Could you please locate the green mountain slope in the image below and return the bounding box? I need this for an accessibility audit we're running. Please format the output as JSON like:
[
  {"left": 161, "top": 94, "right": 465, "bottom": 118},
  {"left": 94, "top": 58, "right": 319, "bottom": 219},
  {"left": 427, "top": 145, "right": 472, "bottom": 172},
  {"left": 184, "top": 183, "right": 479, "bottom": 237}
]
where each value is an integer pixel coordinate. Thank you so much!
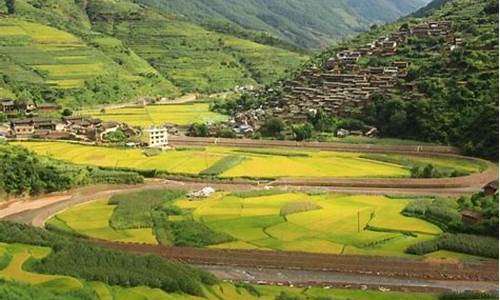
[
  {"left": 233, "top": 0, "right": 498, "bottom": 159},
  {"left": 136, "top": 0, "right": 428, "bottom": 49},
  {"left": 0, "top": 0, "right": 306, "bottom": 107}
]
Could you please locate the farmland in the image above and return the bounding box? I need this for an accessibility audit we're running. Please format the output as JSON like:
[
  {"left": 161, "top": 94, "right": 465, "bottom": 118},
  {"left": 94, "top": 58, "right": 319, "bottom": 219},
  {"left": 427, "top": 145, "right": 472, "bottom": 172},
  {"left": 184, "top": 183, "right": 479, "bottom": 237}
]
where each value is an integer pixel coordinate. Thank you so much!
[
  {"left": 179, "top": 192, "right": 442, "bottom": 256},
  {"left": 46, "top": 199, "right": 158, "bottom": 244},
  {"left": 48, "top": 190, "right": 450, "bottom": 257},
  {"left": 82, "top": 103, "right": 228, "bottom": 127},
  {"left": 15, "top": 141, "right": 486, "bottom": 179},
  {"left": 0, "top": 241, "right": 443, "bottom": 300}
]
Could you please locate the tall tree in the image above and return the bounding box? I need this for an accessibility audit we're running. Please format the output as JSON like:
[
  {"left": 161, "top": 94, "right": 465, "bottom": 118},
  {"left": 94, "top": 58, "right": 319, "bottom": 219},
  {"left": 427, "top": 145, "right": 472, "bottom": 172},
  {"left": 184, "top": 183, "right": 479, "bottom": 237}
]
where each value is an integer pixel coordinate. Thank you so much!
[{"left": 5, "top": 0, "right": 15, "bottom": 14}]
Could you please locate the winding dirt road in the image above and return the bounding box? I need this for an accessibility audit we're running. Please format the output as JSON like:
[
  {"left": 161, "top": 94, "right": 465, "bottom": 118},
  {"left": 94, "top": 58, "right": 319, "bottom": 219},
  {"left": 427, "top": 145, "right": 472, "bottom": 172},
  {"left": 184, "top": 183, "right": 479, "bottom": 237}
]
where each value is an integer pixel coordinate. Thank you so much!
[{"left": 1, "top": 139, "right": 498, "bottom": 293}]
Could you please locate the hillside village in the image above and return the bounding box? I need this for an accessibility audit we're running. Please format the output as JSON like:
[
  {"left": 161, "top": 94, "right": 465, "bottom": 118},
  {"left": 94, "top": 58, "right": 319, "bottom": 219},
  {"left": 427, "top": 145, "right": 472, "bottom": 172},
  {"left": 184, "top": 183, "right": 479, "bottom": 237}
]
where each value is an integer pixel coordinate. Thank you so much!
[
  {"left": 0, "top": 99, "right": 144, "bottom": 144},
  {"left": 232, "top": 20, "right": 461, "bottom": 131}
]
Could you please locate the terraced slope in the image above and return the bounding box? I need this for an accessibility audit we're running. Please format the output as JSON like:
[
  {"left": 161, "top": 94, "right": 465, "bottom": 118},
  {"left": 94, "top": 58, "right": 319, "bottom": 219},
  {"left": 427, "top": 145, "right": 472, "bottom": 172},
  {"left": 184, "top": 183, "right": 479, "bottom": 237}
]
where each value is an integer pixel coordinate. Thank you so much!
[
  {"left": 0, "top": 0, "right": 306, "bottom": 106},
  {"left": 136, "top": 0, "right": 428, "bottom": 49}
]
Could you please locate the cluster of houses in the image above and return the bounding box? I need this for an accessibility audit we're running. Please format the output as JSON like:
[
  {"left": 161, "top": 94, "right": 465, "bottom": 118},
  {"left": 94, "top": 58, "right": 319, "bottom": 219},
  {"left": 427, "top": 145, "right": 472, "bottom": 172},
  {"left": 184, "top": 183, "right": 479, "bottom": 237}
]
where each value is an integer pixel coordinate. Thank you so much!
[
  {"left": 231, "top": 20, "right": 459, "bottom": 130},
  {"left": 1, "top": 115, "right": 138, "bottom": 142}
]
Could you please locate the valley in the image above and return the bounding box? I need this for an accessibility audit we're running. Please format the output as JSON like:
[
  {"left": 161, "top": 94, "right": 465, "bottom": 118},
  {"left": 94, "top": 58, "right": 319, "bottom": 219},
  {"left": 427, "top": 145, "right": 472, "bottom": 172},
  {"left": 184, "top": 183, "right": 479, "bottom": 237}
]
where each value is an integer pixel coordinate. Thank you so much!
[{"left": 0, "top": 0, "right": 498, "bottom": 299}]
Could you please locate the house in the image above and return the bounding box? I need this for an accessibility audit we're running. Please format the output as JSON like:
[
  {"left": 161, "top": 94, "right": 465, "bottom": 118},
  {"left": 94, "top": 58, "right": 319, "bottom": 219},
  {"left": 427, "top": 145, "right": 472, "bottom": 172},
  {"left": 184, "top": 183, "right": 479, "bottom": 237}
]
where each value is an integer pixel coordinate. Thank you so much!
[
  {"left": 11, "top": 119, "right": 35, "bottom": 136},
  {"left": 188, "top": 187, "right": 215, "bottom": 198},
  {"left": 0, "top": 99, "right": 15, "bottom": 113},
  {"left": 36, "top": 103, "right": 59, "bottom": 112},
  {"left": 461, "top": 210, "right": 484, "bottom": 224},
  {"left": 144, "top": 127, "right": 168, "bottom": 149},
  {"left": 0, "top": 123, "right": 11, "bottom": 137},
  {"left": 482, "top": 180, "right": 499, "bottom": 196}
]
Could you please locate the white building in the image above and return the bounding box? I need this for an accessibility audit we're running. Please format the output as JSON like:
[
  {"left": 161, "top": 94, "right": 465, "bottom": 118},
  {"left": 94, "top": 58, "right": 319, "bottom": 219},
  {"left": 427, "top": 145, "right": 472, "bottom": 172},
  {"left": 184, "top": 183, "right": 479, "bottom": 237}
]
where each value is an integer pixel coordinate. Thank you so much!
[{"left": 145, "top": 127, "right": 168, "bottom": 149}]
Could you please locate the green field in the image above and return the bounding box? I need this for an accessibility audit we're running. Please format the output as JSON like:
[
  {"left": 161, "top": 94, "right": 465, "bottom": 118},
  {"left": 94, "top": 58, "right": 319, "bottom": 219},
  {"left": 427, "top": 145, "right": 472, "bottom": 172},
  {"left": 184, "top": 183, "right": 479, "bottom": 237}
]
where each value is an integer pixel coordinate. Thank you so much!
[
  {"left": 0, "top": 242, "right": 441, "bottom": 300},
  {"left": 16, "top": 141, "right": 486, "bottom": 179},
  {"left": 177, "top": 192, "right": 442, "bottom": 256},
  {"left": 47, "top": 199, "right": 158, "bottom": 244},
  {"left": 49, "top": 191, "right": 447, "bottom": 257},
  {"left": 82, "top": 103, "right": 228, "bottom": 127}
]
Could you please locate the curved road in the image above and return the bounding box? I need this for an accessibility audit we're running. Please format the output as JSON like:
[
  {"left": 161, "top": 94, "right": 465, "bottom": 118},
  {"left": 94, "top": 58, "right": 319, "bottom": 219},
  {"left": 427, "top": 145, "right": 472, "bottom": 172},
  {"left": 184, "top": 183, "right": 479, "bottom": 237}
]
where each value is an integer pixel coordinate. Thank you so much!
[{"left": 1, "top": 140, "right": 498, "bottom": 293}]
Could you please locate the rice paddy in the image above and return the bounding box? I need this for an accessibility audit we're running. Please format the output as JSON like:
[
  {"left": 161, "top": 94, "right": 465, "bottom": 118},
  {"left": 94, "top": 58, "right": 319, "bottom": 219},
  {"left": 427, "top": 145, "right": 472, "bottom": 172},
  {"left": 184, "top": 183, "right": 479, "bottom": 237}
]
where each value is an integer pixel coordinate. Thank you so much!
[
  {"left": 49, "top": 191, "right": 444, "bottom": 257},
  {"left": 47, "top": 199, "right": 158, "bottom": 244},
  {"left": 0, "top": 243, "right": 441, "bottom": 299},
  {"left": 0, "top": 243, "right": 82, "bottom": 291},
  {"left": 177, "top": 192, "right": 442, "bottom": 256},
  {"left": 81, "top": 103, "right": 228, "bottom": 127},
  {"left": 16, "top": 141, "right": 486, "bottom": 179}
]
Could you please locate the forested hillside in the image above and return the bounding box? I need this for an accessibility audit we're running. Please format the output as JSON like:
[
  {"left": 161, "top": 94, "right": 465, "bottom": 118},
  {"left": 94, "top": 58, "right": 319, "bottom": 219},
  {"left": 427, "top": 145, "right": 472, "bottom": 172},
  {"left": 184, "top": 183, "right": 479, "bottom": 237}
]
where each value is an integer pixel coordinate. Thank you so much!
[
  {"left": 229, "top": 0, "right": 498, "bottom": 160},
  {"left": 137, "top": 0, "right": 428, "bottom": 49},
  {"left": 0, "top": 0, "right": 306, "bottom": 108}
]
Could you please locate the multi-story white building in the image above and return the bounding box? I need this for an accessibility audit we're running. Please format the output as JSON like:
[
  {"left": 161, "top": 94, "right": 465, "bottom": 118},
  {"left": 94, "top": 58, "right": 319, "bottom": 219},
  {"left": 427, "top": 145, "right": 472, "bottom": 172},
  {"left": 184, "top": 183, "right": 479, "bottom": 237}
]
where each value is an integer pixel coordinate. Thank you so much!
[{"left": 144, "top": 127, "right": 168, "bottom": 149}]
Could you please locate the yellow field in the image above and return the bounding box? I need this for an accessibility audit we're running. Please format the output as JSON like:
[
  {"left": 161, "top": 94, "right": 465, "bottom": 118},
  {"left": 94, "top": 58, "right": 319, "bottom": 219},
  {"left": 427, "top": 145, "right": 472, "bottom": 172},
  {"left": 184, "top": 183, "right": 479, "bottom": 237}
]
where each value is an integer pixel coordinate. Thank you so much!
[
  {"left": 16, "top": 141, "right": 419, "bottom": 178},
  {"left": 82, "top": 103, "right": 228, "bottom": 127},
  {"left": 176, "top": 192, "right": 442, "bottom": 256},
  {"left": 49, "top": 199, "right": 157, "bottom": 244},
  {"left": 0, "top": 243, "right": 82, "bottom": 291}
]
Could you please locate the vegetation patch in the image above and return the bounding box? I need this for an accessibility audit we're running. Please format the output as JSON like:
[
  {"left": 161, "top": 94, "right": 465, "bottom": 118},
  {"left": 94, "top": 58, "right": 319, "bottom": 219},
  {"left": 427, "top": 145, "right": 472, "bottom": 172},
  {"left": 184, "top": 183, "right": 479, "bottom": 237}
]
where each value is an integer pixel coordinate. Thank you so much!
[
  {"left": 109, "top": 189, "right": 185, "bottom": 229},
  {"left": 406, "top": 233, "right": 499, "bottom": 258},
  {"left": 229, "top": 189, "right": 288, "bottom": 198},
  {"left": 280, "top": 201, "right": 322, "bottom": 217},
  {"left": 200, "top": 155, "right": 245, "bottom": 176},
  {"left": 0, "top": 221, "right": 217, "bottom": 296},
  {"left": 233, "top": 149, "right": 310, "bottom": 157}
]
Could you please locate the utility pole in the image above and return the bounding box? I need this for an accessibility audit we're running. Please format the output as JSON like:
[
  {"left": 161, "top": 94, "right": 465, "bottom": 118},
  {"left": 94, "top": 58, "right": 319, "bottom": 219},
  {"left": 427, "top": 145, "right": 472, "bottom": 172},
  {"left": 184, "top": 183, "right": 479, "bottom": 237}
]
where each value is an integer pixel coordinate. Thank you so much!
[{"left": 357, "top": 209, "right": 361, "bottom": 233}]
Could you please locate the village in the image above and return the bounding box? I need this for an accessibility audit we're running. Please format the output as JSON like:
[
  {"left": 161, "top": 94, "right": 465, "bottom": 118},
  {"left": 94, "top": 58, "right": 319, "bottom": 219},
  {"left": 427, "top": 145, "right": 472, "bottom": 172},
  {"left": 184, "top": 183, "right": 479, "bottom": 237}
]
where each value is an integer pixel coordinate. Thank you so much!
[
  {"left": 0, "top": 99, "right": 172, "bottom": 149},
  {"left": 232, "top": 20, "right": 459, "bottom": 134}
]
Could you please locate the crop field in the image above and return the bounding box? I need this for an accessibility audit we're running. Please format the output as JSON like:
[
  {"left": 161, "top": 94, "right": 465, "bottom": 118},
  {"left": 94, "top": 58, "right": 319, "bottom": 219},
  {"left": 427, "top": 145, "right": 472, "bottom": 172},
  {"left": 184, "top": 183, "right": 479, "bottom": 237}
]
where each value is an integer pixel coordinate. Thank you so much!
[
  {"left": 49, "top": 190, "right": 446, "bottom": 257},
  {"left": 0, "top": 243, "right": 82, "bottom": 291},
  {"left": 47, "top": 199, "right": 158, "bottom": 244},
  {"left": 0, "top": 19, "right": 113, "bottom": 89},
  {"left": 177, "top": 192, "right": 442, "bottom": 256},
  {"left": 82, "top": 103, "right": 228, "bottom": 127},
  {"left": 0, "top": 242, "right": 440, "bottom": 299},
  {"left": 17, "top": 141, "right": 486, "bottom": 179}
]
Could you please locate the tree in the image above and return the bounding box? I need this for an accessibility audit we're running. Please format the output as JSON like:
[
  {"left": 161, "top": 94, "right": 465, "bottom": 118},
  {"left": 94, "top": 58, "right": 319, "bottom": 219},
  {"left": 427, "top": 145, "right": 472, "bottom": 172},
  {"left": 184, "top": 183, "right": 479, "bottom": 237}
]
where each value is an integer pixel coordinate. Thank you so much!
[
  {"left": 189, "top": 123, "right": 209, "bottom": 137},
  {"left": 5, "top": 0, "right": 15, "bottom": 14},
  {"left": 61, "top": 108, "right": 73, "bottom": 117},
  {"left": 259, "top": 117, "right": 284, "bottom": 137},
  {"left": 292, "top": 123, "right": 313, "bottom": 141}
]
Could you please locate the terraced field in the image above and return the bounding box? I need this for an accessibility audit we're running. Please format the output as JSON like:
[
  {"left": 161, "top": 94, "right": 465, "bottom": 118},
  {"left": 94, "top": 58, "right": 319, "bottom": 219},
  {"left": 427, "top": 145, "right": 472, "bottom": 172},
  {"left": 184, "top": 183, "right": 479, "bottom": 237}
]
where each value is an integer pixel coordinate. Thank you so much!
[
  {"left": 48, "top": 190, "right": 448, "bottom": 257},
  {"left": 178, "top": 192, "right": 442, "bottom": 256},
  {"left": 82, "top": 103, "right": 228, "bottom": 127},
  {"left": 0, "top": 242, "right": 439, "bottom": 299},
  {"left": 0, "top": 18, "right": 112, "bottom": 89},
  {"left": 46, "top": 199, "right": 157, "bottom": 244},
  {"left": 16, "top": 141, "right": 485, "bottom": 179}
]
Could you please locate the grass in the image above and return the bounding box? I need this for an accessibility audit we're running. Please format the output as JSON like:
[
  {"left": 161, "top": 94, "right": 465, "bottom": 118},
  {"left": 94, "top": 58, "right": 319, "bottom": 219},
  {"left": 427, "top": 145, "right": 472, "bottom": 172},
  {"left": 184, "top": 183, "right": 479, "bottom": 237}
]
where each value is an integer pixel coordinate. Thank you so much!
[
  {"left": 81, "top": 103, "right": 228, "bottom": 127},
  {"left": 48, "top": 199, "right": 158, "bottom": 244},
  {"left": 200, "top": 155, "right": 245, "bottom": 176},
  {"left": 174, "top": 192, "right": 444, "bottom": 256}
]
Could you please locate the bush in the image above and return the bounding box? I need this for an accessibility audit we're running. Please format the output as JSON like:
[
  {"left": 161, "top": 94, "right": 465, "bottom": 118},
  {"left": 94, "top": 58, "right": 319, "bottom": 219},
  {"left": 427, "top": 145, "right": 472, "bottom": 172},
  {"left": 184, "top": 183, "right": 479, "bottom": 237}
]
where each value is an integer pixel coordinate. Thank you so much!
[
  {"left": 439, "top": 291, "right": 498, "bottom": 300},
  {"left": 259, "top": 117, "right": 285, "bottom": 137},
  {"left": 406, "top": 233, "right": 499, "bottom": 258},
  {"left": 292, "top": 123, "right": 313, "bottom": 141}
]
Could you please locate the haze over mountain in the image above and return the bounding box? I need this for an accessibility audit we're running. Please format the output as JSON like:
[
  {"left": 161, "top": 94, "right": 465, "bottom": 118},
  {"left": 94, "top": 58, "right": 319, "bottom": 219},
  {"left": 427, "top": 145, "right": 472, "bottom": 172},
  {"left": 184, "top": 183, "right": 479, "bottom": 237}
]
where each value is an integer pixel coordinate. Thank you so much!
[{"left": 136, "top": 0, "right": 429, "bottom": 49}]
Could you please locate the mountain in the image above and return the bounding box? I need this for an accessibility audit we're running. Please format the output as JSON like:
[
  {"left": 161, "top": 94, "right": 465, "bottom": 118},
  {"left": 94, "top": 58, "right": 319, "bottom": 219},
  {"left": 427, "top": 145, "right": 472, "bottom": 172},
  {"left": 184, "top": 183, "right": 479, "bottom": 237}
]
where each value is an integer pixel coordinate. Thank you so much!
[
  {"left": 226, "top": 0, "right": 498, "bottom": 159},
  {"left": 136, "top": 0, "right": 429, "bottom": 49},
  {"left": 0, "top": 0, "right": 307, "bottom": 108}
]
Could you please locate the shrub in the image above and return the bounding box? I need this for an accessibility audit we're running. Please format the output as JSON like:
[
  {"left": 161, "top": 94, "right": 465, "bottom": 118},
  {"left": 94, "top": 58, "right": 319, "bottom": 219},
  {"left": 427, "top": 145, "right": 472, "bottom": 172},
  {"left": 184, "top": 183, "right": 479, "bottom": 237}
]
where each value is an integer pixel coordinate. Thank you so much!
[{"left": 406, "top": 233, "right": 499, "bottom": 258}]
